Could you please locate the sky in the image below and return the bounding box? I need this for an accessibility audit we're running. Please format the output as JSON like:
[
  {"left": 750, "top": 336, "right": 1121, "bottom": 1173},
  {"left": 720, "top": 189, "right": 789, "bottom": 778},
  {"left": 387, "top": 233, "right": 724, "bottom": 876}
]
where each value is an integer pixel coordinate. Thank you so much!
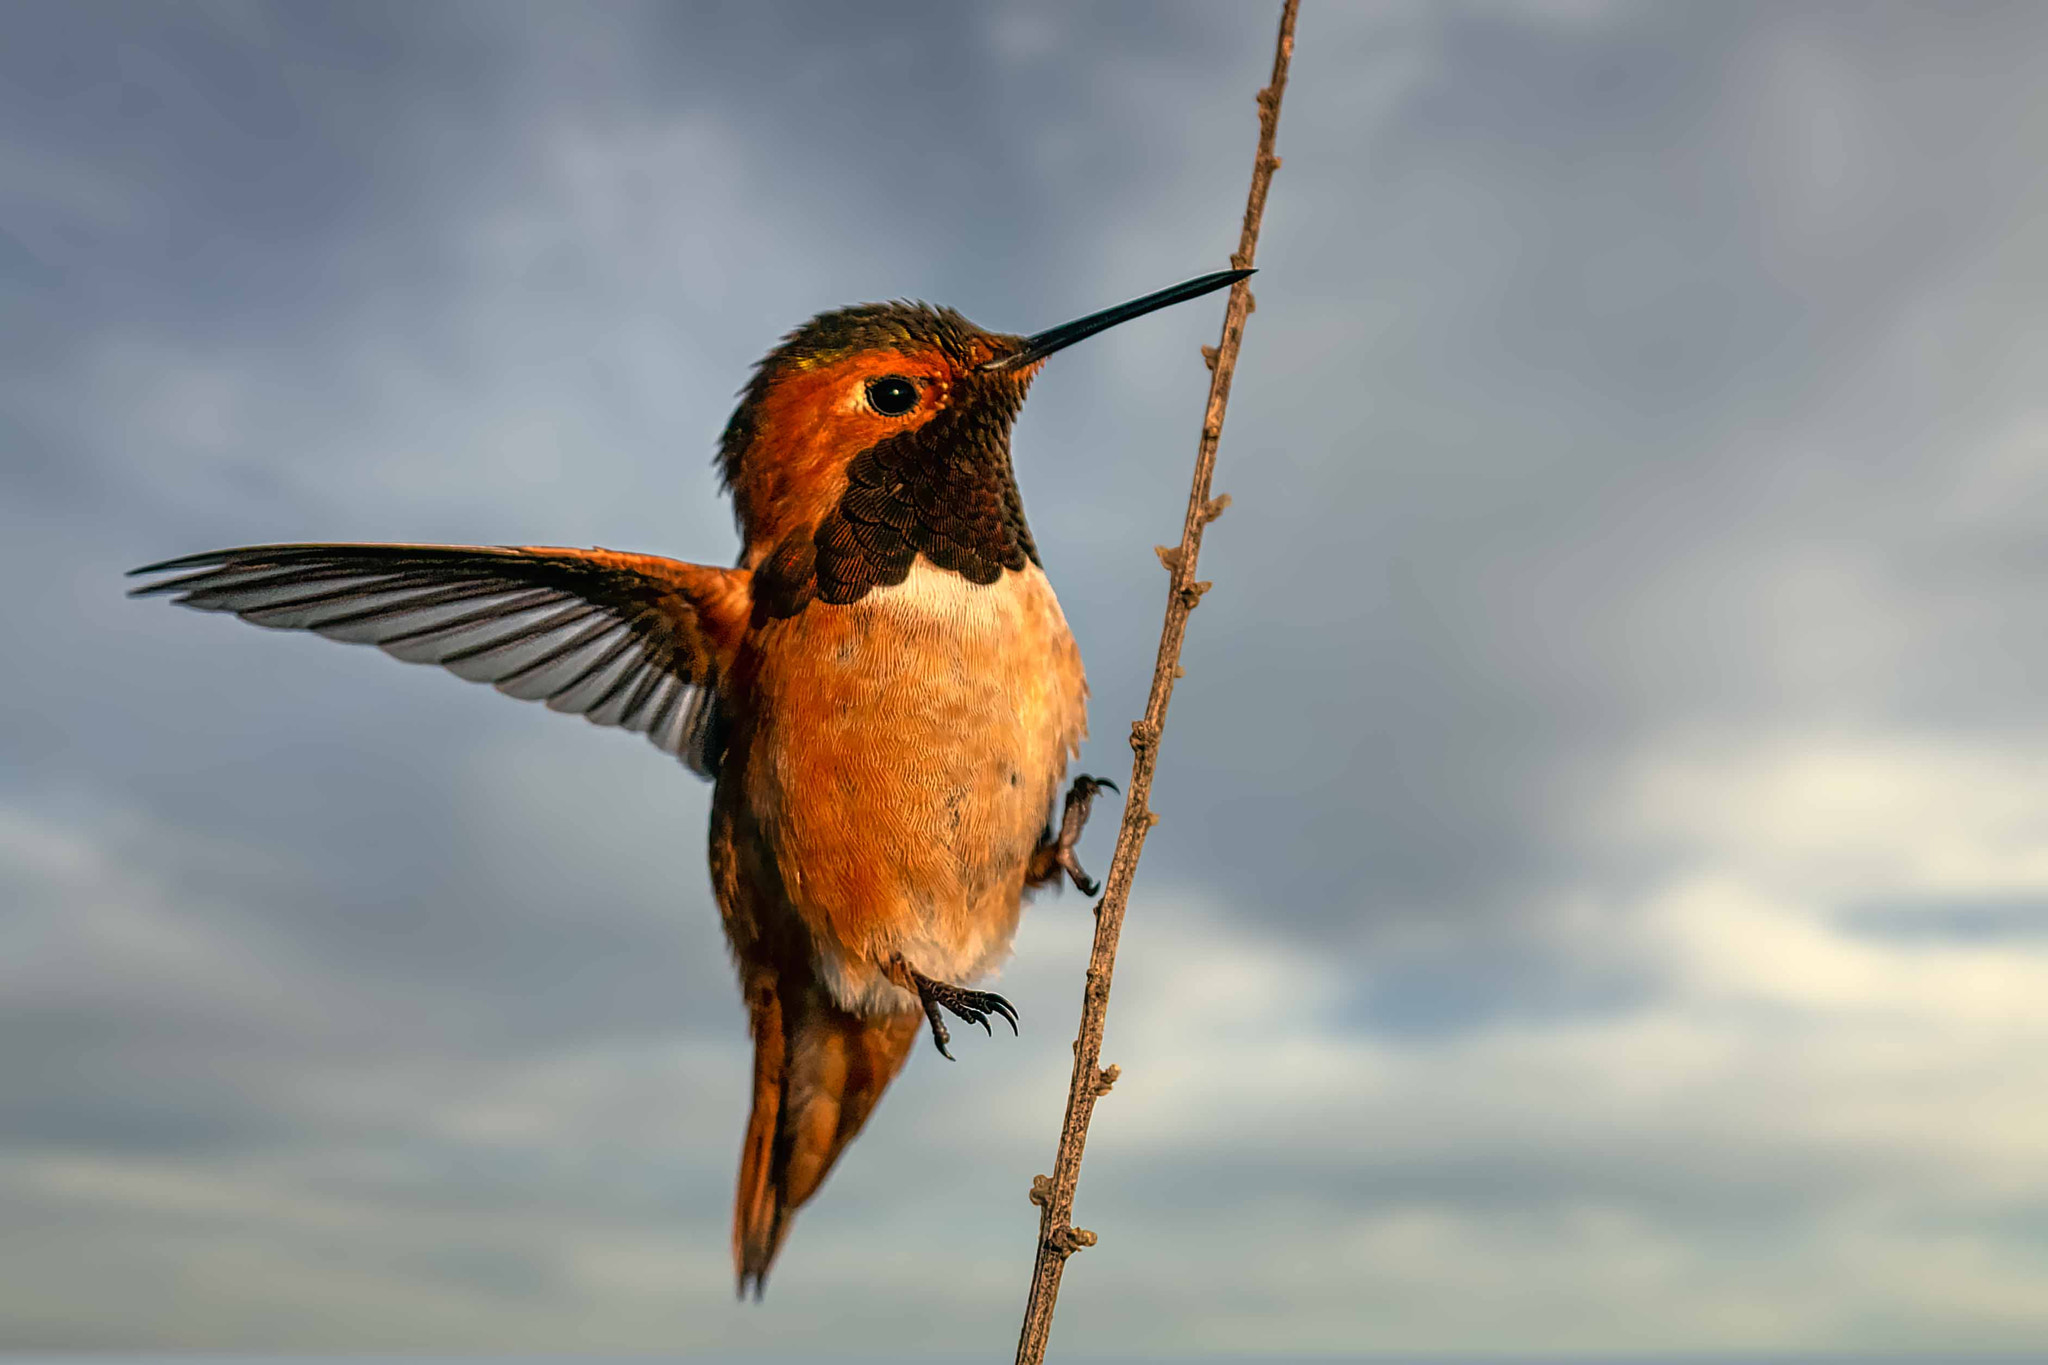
[{"left": 4, "top": 0, "right": 2048, "bottom": 1357}]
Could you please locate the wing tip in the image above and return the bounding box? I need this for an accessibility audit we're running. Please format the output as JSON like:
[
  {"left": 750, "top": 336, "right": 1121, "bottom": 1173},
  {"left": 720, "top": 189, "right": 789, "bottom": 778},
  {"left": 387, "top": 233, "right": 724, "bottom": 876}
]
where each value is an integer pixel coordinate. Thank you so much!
[
  {"left": 126, "top": 551, "right": 247, "bottom": 600},
  {"left": 126, "top": 570, "right": 201, "bottom": 600},
  {"left": 128, "top": 553, "right": 221, "bottom": 582}
]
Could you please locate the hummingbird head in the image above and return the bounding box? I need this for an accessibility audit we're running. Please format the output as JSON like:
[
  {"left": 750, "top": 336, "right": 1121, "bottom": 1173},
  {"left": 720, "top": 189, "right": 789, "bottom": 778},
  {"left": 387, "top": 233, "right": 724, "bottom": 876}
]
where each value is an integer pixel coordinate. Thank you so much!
[
  {"left": 716, "top": 301, "right": 1031, "bottom": 556},
  {"left": 716, "top": 269, "right": 1251, "bottom": 602}
]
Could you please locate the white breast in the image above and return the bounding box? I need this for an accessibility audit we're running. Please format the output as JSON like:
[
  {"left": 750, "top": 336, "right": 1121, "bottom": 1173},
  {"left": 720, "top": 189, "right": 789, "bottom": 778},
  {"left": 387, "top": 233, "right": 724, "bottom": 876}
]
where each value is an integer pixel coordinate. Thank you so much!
[{"left": 865, "top": 559, "right": 1052, "bottom": 635}]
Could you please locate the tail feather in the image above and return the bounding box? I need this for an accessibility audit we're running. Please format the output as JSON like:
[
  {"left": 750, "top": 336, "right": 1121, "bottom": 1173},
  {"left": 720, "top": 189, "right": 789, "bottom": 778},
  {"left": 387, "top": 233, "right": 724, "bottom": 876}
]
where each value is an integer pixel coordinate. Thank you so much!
[{"left": 734, "top": 973, "right": 920, "bottom": 1298}]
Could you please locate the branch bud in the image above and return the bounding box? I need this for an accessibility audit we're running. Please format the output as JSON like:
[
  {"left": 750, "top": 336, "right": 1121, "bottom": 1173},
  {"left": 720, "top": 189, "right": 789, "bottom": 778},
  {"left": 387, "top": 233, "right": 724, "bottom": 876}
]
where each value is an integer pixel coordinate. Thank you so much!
[{"left": 1048, "top": 1225, "right": 1097, "bottom": 1257}]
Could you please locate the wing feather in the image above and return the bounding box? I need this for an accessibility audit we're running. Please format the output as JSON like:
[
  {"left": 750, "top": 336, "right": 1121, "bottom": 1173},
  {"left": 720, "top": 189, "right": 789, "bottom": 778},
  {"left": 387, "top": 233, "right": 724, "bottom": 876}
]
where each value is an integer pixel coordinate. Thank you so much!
[{"left": 130, "top": 542, "right": 746, "bottom": 777}]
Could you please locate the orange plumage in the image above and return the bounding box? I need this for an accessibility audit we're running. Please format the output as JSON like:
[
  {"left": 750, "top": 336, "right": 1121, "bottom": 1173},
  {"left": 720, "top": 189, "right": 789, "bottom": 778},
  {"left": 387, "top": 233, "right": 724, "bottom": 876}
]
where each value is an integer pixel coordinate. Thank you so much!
[{"left": 128, "top": 269, "right": 1247, "bottom": 1297}]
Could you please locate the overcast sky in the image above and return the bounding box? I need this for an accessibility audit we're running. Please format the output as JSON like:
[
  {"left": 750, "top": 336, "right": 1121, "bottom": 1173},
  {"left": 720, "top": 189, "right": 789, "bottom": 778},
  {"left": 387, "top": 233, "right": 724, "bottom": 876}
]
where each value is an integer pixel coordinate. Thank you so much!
[{"left": 5, "top": 0, "right": 2048, "bottom": 1358}]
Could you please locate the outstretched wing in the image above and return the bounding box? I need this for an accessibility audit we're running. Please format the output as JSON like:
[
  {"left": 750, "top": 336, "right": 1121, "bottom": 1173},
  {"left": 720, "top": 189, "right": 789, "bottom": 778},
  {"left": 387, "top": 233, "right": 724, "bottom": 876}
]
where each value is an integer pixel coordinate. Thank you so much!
[{"left": 129, "top": 542, "right": 747, "bottom": 776}]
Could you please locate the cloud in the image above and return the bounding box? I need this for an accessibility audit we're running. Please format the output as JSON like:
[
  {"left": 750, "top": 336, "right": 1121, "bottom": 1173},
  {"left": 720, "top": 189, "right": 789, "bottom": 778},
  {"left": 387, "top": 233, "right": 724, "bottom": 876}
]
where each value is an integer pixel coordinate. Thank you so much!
[{"left": 9, "top": 0, "right": 2048, "bottom": 1354}]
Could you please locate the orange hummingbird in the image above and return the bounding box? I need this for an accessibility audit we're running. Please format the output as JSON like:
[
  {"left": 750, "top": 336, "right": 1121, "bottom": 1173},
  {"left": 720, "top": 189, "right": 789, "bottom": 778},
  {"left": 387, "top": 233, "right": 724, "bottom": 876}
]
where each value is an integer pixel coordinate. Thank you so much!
[{"left": 129, "top": 267, "right": 1250, "bottom": 1297}]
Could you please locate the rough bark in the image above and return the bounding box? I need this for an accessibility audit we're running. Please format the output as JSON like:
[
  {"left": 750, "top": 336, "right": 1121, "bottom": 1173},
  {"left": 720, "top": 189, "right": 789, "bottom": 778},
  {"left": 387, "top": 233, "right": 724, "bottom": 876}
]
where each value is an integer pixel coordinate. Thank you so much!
[{"left": 1012, "top": 4, "right": 1300, "bottom": 1360}]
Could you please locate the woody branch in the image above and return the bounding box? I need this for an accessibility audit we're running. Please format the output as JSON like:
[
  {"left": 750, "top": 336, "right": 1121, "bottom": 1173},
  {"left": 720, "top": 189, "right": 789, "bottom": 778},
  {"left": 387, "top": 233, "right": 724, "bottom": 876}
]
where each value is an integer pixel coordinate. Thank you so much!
[{"left": 1012, "top": 3, "right": 1299, "bottom": 1361}]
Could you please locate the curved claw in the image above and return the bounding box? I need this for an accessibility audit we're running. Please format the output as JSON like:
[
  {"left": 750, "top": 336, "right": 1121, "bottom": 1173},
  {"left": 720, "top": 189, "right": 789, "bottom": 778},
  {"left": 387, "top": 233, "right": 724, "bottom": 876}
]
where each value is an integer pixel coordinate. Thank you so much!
[
  {"left": 918, "top": 992, "right": 956, "bottom": 1061},
  {"left": 1041, "top": 775, "right": 1122, "bottom": 897},
  {"left": 937, "top": 988, "right": 1015, "bottom": 1040},
  {"left": 896, "top": 956, "right": 1020, "bottom": 1057}
]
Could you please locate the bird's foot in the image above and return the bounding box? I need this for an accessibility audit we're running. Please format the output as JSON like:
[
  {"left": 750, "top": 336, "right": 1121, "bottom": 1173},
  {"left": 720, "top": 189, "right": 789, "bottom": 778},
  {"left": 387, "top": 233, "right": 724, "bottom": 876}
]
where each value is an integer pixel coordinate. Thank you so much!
[
  {"left": 889, "top": 955, "right": 1018, "bottom": 1061},
  {"left": 1030, "top": 774, "right": 1119, "bottom": 896}
]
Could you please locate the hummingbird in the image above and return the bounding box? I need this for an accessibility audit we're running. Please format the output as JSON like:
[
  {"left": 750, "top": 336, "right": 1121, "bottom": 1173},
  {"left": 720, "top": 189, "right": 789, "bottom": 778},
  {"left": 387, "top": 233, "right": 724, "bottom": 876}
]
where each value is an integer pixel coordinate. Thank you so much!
[{"left": 129, "top": 267, "right": 1250, "bottom": 1297}]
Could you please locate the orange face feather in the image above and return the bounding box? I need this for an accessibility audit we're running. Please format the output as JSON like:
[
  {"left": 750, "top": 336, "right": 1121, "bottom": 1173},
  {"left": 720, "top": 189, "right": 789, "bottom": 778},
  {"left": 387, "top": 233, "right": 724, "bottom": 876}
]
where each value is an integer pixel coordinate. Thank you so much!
[{"left": 726, "top": 344, "right": 970, "bottom": 562}]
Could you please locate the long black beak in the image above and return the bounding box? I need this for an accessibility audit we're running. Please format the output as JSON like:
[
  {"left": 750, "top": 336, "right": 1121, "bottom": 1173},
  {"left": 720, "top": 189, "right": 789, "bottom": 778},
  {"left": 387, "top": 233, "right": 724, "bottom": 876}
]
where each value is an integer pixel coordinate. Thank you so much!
[{"left": 980, "top": 268, "right": 1254, "bottom": 373}]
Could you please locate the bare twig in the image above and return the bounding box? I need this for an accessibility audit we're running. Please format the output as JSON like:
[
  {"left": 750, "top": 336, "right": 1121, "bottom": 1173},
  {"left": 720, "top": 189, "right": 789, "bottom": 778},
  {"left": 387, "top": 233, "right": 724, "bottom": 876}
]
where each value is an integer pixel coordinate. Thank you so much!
[{"left": 1012, "top": 4, "right": 1299, "bottom": 1361}]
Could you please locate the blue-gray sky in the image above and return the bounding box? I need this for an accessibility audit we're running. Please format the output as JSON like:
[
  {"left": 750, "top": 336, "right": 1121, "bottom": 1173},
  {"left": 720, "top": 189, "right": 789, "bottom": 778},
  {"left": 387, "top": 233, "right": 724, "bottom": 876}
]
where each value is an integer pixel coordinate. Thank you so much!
[{"left": 5, "top": 0, "right": 2048, "bottom": 1356}]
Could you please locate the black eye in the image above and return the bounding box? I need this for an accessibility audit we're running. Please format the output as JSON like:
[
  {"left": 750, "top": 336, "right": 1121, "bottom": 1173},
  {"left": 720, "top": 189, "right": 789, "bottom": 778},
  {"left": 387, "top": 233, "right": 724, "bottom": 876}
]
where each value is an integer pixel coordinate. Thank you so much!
[{"left": 865, "top": 375, "right": 919, "bottom": 417}]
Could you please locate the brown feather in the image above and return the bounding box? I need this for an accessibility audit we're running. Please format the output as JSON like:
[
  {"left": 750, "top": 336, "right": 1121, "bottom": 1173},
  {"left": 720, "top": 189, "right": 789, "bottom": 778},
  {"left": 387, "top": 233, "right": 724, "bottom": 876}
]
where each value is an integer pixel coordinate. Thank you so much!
[{"left": 732, "top": 967, "right": 920, "bottom": 1298}]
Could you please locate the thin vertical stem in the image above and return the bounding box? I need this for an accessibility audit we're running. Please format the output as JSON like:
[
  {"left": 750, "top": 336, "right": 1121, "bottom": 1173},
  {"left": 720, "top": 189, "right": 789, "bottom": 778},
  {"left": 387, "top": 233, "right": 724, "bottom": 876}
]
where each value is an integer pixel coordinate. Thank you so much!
[{"left": 1012, "top": 4, "right": 1299, "bottom": 1361}]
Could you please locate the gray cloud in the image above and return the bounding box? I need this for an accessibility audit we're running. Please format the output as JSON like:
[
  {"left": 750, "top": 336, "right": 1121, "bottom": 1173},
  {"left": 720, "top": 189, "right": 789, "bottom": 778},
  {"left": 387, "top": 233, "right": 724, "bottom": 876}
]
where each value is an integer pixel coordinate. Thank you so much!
[{"left": 6, "top": 0, "right": 2048, "bottom": 1354}]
